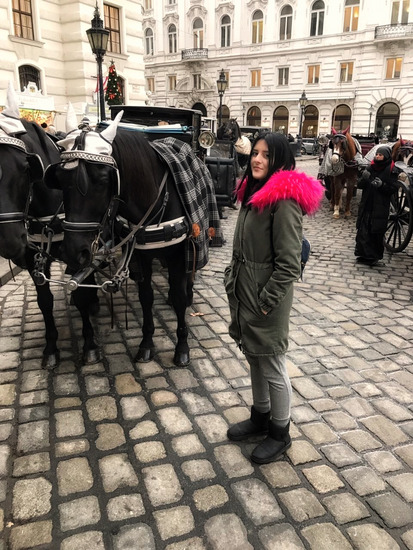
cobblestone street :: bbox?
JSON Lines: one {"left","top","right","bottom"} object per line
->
{"left": 0, "top": 157, "right": 412, "bottom": 549}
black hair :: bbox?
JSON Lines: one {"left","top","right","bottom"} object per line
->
{"left": 241, "top": 131, "right": 296, "bottom": 205}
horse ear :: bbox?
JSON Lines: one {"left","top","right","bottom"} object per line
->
{"left": 342, "top": 126, "right": 350, "bottom": 135}
{"left": 331, "top": 128, "right": 337, "bottom": 135}
{"left": 100, "top": 110, "right": 124, "bottom": 144}
{"left": 2, "top": 82, "right": 21, "bottom": 118}
{"left": 400, "top": 136, "right": 404, "bottom": 145}
{"left": 65, "top": 103, "right": 78, "bottom": 133}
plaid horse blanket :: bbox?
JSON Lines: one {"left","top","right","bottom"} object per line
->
{"left": 150, "top": 137, "right": 222, "bottom": 273}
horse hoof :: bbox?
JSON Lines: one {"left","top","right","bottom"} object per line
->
{"left": 83, "top": 348, "right": 100, "bottom": 365}
{"left": 333, "top": 213, "right": 340, "bottom": 219}
{"left": 173, "top": 351, "right": 190, "bottom": 367}
{"left": 42, "top": 351, "right": 60, "bottom": 369}
{"left": 344, "top": 212, "right": 351, "bottom": 218}
{"left": 135, "top": 348, "right": 155, "bottom": 362}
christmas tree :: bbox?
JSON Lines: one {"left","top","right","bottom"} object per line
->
{"left": 105, "top": 60, "right": 123, "bottom": 105}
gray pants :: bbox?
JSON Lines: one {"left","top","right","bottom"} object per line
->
{"left": 246, "top": 353, "right": 292, "bottom": 426}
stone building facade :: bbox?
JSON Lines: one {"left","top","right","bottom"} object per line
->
{"left": 0, "top": 0, "right": 146, "bottom": 129}
{"left": 143, "top": 0, "right": 413, "bottom": 139}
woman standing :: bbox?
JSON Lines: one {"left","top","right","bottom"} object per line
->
{"left": 224, "top": 132, "right": 323, "bottom": 464}
{"left": 355, "top": 146, "right": 397, "bottom": 266}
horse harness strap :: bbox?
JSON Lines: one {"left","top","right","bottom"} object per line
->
{"left": 117, "top": 215, "right": 188, "bottom": 249}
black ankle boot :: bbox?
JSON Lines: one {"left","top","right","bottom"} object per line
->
{"left": 251, "top": 421, "right": 291, "bottom": 464}
{"left": 227, "top": 406, "right": 270, "bottom": 441}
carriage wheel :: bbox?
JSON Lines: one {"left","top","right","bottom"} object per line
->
{"left": 384, "top": 179, "right": 413, "bottom": 253}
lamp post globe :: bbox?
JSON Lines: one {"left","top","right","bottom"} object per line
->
{"left": 216, "top": 68, "right": 228, "bottom": 128}
{"left": 87, "top": 4, "right": 110, "bottom": 122}
{"left": 296, "top": 90, "right": 307, "bottom": 158}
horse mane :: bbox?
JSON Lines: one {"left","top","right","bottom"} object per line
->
{"left": 20, "top": 119, "right": 61, "bottom": 165}
{"left": 111, "top": 129, "right": 163, "bottom": 206}
{"left": 345, "top": 132, "right": 356, "bottom": 160}
{"left": 217, "top": 118, "right": 241, "bottom": 141}
{"left": 392, "top": 139, "right": 401, "bottom": 161}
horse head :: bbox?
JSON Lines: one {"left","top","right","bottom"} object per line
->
{"left": 217, "top": 118, "right": 240, "bottom": 142}
{"left": 0, "top": 84, "right": 49, "bottom": 265}
{"left": 392, "top": 137, "right": 413, "bottom": 166}
{"left": 44, "top": 110, "right": 123, "bottom": 270}
{"left": 329, "top": 127, "right": 355, "bottom": 163}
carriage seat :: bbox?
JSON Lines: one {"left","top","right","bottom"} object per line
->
{"left": 205, "top": 156, "right": 235, "bottom": 209}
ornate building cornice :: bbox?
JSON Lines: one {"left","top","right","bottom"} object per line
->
{"left": 215, "top": 2, "right": 235, "bottom": 17}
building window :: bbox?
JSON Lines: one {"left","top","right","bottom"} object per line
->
{"left": 145, "top": 28, "right": 154, "bottom": 55}
{"left": 193, "top": 74, "right": 201, "bottom": 89}
{"left": 280, "top": 5, "right": 293, "bottom": 40}
{"left": 343, "top": 0, "right": 359, "bottom": 32}
{"left": 168, "top": 75, "right": 176, "bottom": 91}
{"left": 308, "top": 64, "right": 320, "bottom": 84}
{"left": 391, "top": 0, "right": 410, "bottom": 24}
{"left": 147, "top": 77, "right": 155, "bottom": 92}
{"left": 223, "top": 71, "right": 230, "bottom": 88}
{"left": 168, "top": 24, "right": 177, "bottom": 53}
{"left": 252, "top": 10, "right": 263, "bottom": 44}
{"left": 310, "top": 1, "right": 324, "bottom": 36}
{"left": 19, "top": 65, "right": 40, "bottom": 92}
{"left": 144, "top": 0, "right": 152, "bottom": 9}
{"left": 104, "top": 4, "right": 121, "bottom": 53}
{"left": 251, "top": 69, "right": 261, "bottom": 87}
{"left": 221, "top": 15, "right": 231, "bottom": 47}
{"left": 13, "top": 0, "right": 34, "bottom": 40}
{"left": 168, "top": 0, "right": 176, "bottom": 4}
{"left": 193, "top": 18, "right": 204, "bottom": 48}
{"left": 278, "top": 67, "right": 289, "bottom": 86}
{"left": 340, "top": 62, "right": 353, "bottom": 82}
{"left": 386, "top": 57, "right": 402, "bottom": 79}
{"left": 247, "top": 106, "right": 261, "bottom": 126}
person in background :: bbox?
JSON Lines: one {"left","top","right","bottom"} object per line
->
{"left": 224, "top": 132, "right": 323, "bottom": 464}
{"left": 355, "top": 146, "right": 397, "bottom": 266}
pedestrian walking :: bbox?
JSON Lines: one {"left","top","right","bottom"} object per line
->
{"left": 224, "top": 131, "right": 323, "bottom": 464}
{"left": 355, "top": 146, "right": 398, "bottom": 266}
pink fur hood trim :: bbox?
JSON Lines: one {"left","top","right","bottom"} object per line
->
{"left": 236, "top": 170, "right": 324, "bottom": 215}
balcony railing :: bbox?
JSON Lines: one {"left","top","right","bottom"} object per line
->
{"left": 375, "top": 23, "right": 413, "bottom": 40}
{"left": 181, "top": 48, "right": 208, "bottom": 61}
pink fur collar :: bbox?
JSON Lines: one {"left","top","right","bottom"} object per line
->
{"left": 235, "top": 170, "right": 324, "bottom": 215}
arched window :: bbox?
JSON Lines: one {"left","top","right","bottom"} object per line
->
{"left": 302, "top": 104, "right": 319, "bottom": 137}
{"left": 252, "top": 10, "right": 263, "bottom": 44}
{"left": 217, "top": 104, "right": 230, "bottom": 124}
{"left": 145, "top": 28, "right": 154, "bottom": 55}
{"left": 247, "top": 106, "right": 261, "bottom": 126}
{"left": 272, "top": 106, "right": 289, "bottom": 134}
{"left": 280, "top": 5, "right": 293, "bottom": 40}
{"left": 332, "top": 104, "right": 352, "bottom": 132}
{"left": 391, "top": 0, "right": 410, "bottom": 24}
{"left": 221, "top": 15, "right": 231, "bottom": 47}
{"left": 310, "top": 1, "right": 325, "bottom": 36}
{"left": 19, "top": 65, "right": 41, "bottom": 92}
{"left": 343, "top": 0, "right": 359, "bottom": 32}
{"left": 168, "top": 24, "right": 177, "bottom": 53}
{"left": 193, "top": 18, "right": 204, "bottom": 48}
{"left": 376, "top": 102, "right": 400, "bottom": 140}
{"left": 192, "top": 102, "right": 207, "bottom": 116}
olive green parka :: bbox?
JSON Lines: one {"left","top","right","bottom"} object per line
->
{"left": 224, "top": 169, "right": 323, "bottom": 356}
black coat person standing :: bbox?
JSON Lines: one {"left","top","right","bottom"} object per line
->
{"left": 355, "top": 146, "right": 397, "bottom": 266}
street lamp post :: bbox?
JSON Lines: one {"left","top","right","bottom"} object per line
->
{"left": 216, "top": 69, "right": 228, "bottom": 128}
{"left": 368, "top": 104, "right": 374, "bottom": 136}
{"left": 296, "top": 90, "right": 307, "bottom": 158}
{"left": 87, "top": 4, "right": 110, "bottom": 122}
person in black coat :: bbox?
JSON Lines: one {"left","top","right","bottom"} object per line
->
{"left": 355, "top": 146, "right": 397, "bottom": 265}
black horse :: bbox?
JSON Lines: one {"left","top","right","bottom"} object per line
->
{"left": 0, "top": 104, "right": 99, "bottom": 367}
{"left": 45, "top": 112, "right": 220, "bottom": 367}
{"left": 217, "top": 118, "right": 251, "bottom": 172}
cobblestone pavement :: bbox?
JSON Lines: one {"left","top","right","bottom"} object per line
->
{"left": 0, "top": 157, "right": 412, "bottom": 549}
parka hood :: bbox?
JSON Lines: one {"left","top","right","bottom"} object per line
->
{"left": 236, "top": 170, "right": 324, "bottom": 215}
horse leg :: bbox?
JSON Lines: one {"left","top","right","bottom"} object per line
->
{"left": 71, "top": 274, "right": 100, "bottom": 364}
{"left": 344, "top": 176, "right": 355, "bottom": 218}
{"left": 26, "top": 252, "right": 60, "bottom": 368}
{"left": 135, "top": 258, "right": 156, "bottom": 362}
{"left": 332, "top": 177, "right": 341, "bottom": 219}
{"left": 166, "top": 257, "right": 190, "bottom": 367}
